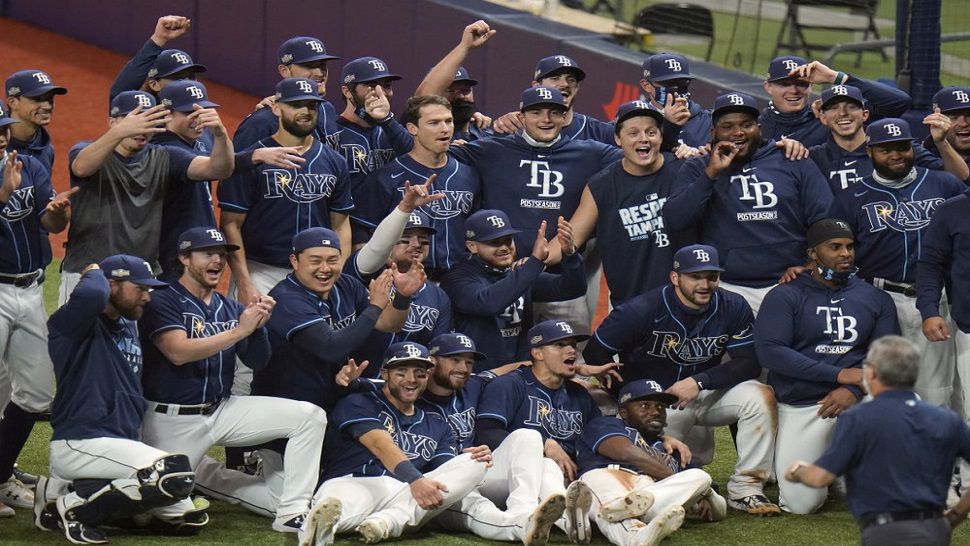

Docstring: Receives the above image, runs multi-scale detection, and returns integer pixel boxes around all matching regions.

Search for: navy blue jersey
[449,133,622,252]
[476,367,601,458]
[664,141,832,287]
[454,123,492,143]
[592,285,756,390]
[351,154,480,275]
[810,139,945,193]
[0,153,55,273]
[563,112,615,145]
[110,39,162,99]
[322,389,458,480]
[586,156,691,304]
[140,282,253,405]
[233,99,341,152]
[755,274,900,406]
[829,168,965,283]
[48,270,146,441]
[253,273,373,411]
[417,374,494,450]
[217,137,353,268]
[576,415,678,475]
[334,117,413,226]
[441,253,586,371]
[658,101,713,149]
[9,126,55,173]
[917,188,970,333]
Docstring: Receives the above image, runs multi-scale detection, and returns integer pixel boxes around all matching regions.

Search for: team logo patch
[531,335,543,344]
[281,53,294,64]
[179,241,191,250]
[111,268,131,278]
[6,87,18,96]
[147,68,159,79]
[344,74,356,84]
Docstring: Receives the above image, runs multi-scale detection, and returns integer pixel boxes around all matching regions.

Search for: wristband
[393,460,423,483]
[376,112,395,125]
[835,72,847,85]
[391,289,411,310]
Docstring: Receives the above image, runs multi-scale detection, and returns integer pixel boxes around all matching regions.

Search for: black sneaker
[727,494,781,516]
[57,497,109,544]
[272,512,306,533]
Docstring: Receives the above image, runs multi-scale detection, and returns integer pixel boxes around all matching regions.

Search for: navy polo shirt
[815,389,970,520]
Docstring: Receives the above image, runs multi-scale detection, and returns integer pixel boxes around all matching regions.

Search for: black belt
[869,278,916,298]
[0,270,44,288]
[859,508,944,530]
[153,400,221,416]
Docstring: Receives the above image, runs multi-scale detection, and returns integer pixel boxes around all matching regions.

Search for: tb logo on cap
[32,72,51,84]
[187,86,205,100]
[781,59,800,71]
[486,215,505,228]
[404,343,422,358]
[297,80,314,94]
[664,59,682,72]
[633,100,650,110]
[306,40,323,53]
[536,88,553,100]
[206,229,224,241]
[645,380,663,392]
[556,321,574,334]
[832,85,848,95]
[171,52,191,65]
[953,90,970,103]
[368,59,386,72]
[457,335,473,348]
[409,212,422,225]
[693,249,711,262]
[555,56,573,67]
[135,94,153,108]
[727,94,745,106]
[884,123,902,137]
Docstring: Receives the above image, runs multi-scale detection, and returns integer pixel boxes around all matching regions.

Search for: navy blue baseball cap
[340,57,402,86]
[712,92,760,121]
[292,227,341,253]
[615,99,664,126]
[160,80,219,112]
[519,86,567,111]
[866,118,913,146]
[5,69,67,98]
[177,227,239,253]
[528,320,590,348]
[534,55,586,82]
[274,78,325,103]
[618,379,678,406]
[820,84,865,109]
[99,254,168,287]
[383,341,435,369]
[766,55,808,82]
[405,210,437,234]
[452,66,478,86]
[110,90,156,117]
[148,49,206,80]
[464,209,521,242]
[0,102,19,129]
[429,333,487,361]
[279,36,339,65]
[933,86,970,114]
[673,244,725,273]
[642,53,692,82]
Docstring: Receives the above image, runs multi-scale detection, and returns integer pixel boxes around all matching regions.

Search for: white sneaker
[300,498,342,546]
[632,505,685,546]
[523,493,566,546]
[564,480,593,544]
[0,501,13,518]
[0,477,34,508]
[356,516,390,544]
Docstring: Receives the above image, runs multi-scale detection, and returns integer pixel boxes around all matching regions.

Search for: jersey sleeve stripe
[331,204,355,212]
[285,318,327,340]
[591,431,628,453]
[593,331,621,353]
[148,325,187,338]
[217,201,250,212]
[475,412,508,425]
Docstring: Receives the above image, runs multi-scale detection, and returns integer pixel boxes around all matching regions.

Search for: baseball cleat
[301,498,342,546]
[0,501,13,518]
[564,480,593,544]
[727,494,780,516]
[272,511,307,533]
[523,493,566,546]
[632,505,684,546]
[598,489,654,523]
[56,496,109,544]
[357,516,390,544]
[13,464,39,488]
[0,476,34,508]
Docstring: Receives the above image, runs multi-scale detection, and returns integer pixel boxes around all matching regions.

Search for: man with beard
[584,244,778,516]
[639,53,711,151]
[135,227,327,533]
[829,119,964,408]
[576,379,728,546]
[664,91,832,314]
[922,86,970,177]
[300,342,492,546]
[4,69,67,172]
[42,255,201,544]
[809,85,955,194]
[60,90,234,305]
[353,96,480,278]
[219,78,353,310]
[756,219,899,514]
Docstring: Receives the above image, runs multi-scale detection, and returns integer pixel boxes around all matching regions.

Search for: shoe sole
[0,504,14,518]
[523,493,566,546]
[302,498,342,546]
[357,520,386,544]
[634,505,685,546]
[727,499,781,517]
[565,481,593,544]
[599,489,655,523]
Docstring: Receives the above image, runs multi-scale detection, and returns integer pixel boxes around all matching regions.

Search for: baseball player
[492,55,615,145]
[43,255,204,543]
[5,69,67,172]
[59,90,233,304]
[759,56,911,147]
[300,341,491,546]
[218,77,353,310]
[414,20,496,142]
[639,53,712,151]
[110,16,204,99]
[233,35,342,151]
[576,379,727,546]
[828,118,964,407]
[135,227,327,533]
[756,219,900,514]
[441,209,585,371]
[549,100,689,305]
[352,95,481,278]
[922,86,970,178]
[584,244,779,516]
[475,320,602,544]
[664,91,833,313]
[809,85,954,193]
[0,107,73,514]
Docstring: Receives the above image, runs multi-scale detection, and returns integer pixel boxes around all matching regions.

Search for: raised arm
[415,20,496,97]
[71,106,171,178]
